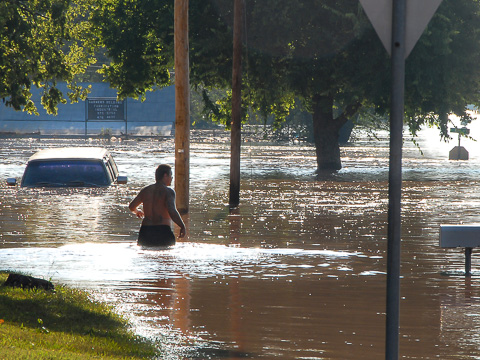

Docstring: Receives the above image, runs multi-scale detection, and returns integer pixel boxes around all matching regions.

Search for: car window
[107,155,119,178]
[104,160,115,183]
[21,160,110,187]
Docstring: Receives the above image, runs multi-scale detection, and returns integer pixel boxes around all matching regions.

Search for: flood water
[2,126,480,359]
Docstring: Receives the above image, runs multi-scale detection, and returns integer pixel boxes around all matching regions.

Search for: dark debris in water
[440,270,480,277]
[185,347,252,359]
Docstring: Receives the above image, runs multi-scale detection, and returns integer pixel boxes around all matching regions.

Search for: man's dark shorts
[138,225,175,247]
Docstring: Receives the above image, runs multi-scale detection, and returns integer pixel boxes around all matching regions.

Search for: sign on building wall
[85,97,127,136]
[86,98,126,121]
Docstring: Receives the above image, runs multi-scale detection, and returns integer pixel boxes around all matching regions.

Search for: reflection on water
[0,242,368,284]
[2,130,480,359]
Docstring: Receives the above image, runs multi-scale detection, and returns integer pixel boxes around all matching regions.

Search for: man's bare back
[129,165,186,241]
[131,183,175,226]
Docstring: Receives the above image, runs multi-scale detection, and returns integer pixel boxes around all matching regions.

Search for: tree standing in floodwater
[129,164,186,246]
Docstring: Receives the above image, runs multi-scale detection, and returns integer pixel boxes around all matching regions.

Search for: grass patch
[0,272,159,359]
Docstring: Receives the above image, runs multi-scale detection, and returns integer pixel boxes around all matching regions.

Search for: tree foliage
[0,0,97,114]
[204,0,480,170]
[404,0,480,138]
[5,0,480,173]
[91,0,233,100]
[91,0,173,99]
[89,0,480,171]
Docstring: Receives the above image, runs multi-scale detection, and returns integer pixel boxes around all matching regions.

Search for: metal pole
[229,0,244,209]
[465,247,472,277]
[385,0,406,359]
[85,99,88,138]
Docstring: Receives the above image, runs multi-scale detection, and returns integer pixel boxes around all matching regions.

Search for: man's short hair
[155,164,172,182]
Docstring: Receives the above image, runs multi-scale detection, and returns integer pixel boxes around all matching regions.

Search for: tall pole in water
[174,0,190,214]
[229,0,244,208]
[359,1,442,358]
[386,0,406,358]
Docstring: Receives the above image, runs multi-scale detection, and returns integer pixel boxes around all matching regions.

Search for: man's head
[155,164,172,184]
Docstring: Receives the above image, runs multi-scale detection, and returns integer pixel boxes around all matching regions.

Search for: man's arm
[129,190,145,219]
[166,188,186,237]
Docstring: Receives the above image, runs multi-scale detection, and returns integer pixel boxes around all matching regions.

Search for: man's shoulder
[142,183,156,191]
[144,183,174,196]
[138,183,157,194]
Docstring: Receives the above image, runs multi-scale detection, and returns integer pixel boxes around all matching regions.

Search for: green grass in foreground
[0,272,159,359]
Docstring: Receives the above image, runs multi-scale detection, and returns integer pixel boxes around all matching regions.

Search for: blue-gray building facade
[0,83,175,136]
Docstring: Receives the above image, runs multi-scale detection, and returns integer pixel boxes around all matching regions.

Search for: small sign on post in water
[449,127,470,160]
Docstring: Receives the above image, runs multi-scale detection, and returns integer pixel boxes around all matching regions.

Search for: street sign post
[450,127,470,136]
[358,1,443,359]
[360,0,442,57]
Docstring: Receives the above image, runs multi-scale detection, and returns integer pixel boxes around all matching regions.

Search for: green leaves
[404,0,480,135]
[91,0,173,99]
[4,0,479,135]
[0,0,96,114]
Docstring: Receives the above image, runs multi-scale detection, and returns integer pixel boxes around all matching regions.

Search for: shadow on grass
[0,287,124,336]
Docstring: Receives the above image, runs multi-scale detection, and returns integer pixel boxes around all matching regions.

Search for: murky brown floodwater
[2,127,480,359]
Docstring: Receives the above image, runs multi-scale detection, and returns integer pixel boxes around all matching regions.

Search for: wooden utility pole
[229,0,244,208]
[174,0,190,214]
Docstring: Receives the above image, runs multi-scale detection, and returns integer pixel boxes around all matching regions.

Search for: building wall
[0,83,175,136]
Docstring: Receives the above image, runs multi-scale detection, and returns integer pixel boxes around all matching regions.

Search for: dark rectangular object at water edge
[440,225,480,248]
[440,224,480,276]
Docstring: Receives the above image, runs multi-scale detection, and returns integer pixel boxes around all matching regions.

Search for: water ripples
[2,132,480,359]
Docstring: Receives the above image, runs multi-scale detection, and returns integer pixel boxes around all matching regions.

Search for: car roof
[28,147,110,162]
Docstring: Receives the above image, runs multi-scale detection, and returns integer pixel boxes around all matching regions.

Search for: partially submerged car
[7,147,128,187]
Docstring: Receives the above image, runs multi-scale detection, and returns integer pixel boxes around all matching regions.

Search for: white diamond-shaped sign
[359,0,442,58]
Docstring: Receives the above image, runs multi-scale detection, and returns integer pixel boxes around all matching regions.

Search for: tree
[241,0,480,171]
[91,0,480,172]
[245,0,378,171]
[202,0,480,172]
[0,0,97,114]
[403,0,480,138]
[91,0,174,99]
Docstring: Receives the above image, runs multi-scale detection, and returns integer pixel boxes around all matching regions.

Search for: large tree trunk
[312,95,344,172]
[311,94,361,172]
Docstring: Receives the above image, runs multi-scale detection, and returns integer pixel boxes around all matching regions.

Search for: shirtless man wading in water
[129,164,186,246]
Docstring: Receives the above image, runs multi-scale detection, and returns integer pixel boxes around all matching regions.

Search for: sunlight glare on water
[2,126,480,358]
[0,242,366,285]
